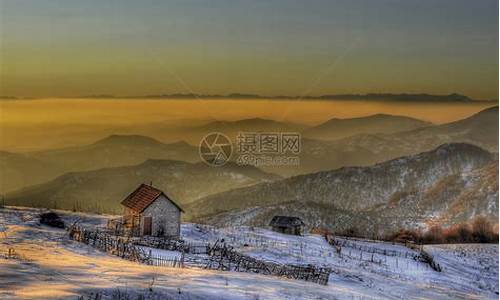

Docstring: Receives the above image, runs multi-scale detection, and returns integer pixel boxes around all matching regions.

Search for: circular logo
[199,132,232,166]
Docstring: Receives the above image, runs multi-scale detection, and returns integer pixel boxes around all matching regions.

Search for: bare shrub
[444,223,472,243]
[391,217,499,245]
[384,229,422,244]
[336,226,362,238]
[310,227,331,236]
[422,226,445,244]
[471,216,498,243]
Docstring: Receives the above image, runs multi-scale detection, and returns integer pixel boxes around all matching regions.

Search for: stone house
[269,216,305,236]
[118,183,184,238]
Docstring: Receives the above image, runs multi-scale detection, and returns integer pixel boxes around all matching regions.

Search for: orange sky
[1,1,498,99]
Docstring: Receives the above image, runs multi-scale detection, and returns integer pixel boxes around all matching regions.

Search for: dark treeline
[331,216,498,244]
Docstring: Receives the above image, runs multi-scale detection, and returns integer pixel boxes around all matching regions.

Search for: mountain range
[303,114,432,140]
[1,106,497,193]
[0,136,201,193]
[188,143,498,235]
[56,92,497,102]
[172,118,306,144]
[2,106,497,234]
[0,151,62,195]
[4,160,281,214]
[268,106,498,177]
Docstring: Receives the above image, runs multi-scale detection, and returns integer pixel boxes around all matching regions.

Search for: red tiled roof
[120,184,184,213]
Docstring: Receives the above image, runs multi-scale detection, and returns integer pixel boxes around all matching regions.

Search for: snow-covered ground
[182,223,499,299]
[425,244,499,297]
[0,207,498,299]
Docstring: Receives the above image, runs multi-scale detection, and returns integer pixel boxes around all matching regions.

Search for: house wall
[123,207,137,217]
[140,195,181,238]
[271,225,302,236]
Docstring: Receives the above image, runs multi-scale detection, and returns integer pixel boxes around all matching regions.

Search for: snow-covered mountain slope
[189,143,498,233]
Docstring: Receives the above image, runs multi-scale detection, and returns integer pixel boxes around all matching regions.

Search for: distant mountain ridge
[90,134,167,147]
[47,92,497,102]
[1,106,497,191]
[315,93,476,102]
[0,135,200,193]
[398,106,499,151]
[0,151,63,194]
[5,159,281,214]
[43,135,199,168]
[303,114,432,141]
[268,106,498,177]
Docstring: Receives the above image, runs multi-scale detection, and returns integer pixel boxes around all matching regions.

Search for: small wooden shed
[269,216,305,236]
[118,184,184,238]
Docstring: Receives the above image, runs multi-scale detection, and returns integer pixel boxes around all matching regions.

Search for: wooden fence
[325,234,443,272]
[145,252,185,268]
[134,236,209,255]
[419,249,442,272]
[68,225,148,263]
[68,225,331,285]
[205,243,331,285]
[330,237,421,260]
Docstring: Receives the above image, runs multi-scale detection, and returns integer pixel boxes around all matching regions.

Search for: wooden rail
[68,226,331,285]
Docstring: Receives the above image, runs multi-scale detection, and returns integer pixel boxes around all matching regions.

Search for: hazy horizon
[1,92,498,101]
[0,1,498,151]
[0,97,495,152]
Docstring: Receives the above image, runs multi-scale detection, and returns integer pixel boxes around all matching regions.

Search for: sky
[0,0,498,99]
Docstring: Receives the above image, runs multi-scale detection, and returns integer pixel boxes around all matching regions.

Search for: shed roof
[120,184,184,213]
[269,216,305,227]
